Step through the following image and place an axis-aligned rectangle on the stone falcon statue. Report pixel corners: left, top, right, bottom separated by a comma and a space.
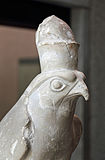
0, 15, 89, 160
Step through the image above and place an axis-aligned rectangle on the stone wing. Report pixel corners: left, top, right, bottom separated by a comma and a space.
0, 97, 30, 160
72, 114, 82, 153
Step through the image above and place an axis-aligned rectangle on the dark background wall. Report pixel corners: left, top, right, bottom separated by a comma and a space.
89, 0, 105, 159
0, 1, 70, 28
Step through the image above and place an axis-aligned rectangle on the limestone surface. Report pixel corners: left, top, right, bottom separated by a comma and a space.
0, 15, 89, 160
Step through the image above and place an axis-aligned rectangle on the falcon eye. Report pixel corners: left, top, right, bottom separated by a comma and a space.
50, 79, 66, 91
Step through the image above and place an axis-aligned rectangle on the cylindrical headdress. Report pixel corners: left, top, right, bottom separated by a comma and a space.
36, 15, 79, 72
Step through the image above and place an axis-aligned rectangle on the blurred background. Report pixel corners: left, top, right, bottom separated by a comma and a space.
0, 0, 105, 160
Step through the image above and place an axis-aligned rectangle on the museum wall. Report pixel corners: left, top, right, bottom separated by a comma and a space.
0, 26, 38, 120
89, 0, 105, 159
69, 0, 105, 159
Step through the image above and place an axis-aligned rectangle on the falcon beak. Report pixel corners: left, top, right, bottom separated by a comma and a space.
68, 80, 89, 101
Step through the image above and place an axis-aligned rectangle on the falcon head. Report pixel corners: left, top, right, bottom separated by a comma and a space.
27, 69, 89, 158
29, 70, 89, 113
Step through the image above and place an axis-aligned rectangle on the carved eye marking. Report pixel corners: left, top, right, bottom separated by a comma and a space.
50, 79, 66, 91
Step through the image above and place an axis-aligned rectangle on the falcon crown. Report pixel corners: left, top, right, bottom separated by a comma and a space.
36, 15, 79, 72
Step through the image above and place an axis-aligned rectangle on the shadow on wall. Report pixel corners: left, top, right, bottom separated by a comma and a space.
18, 58, 40, 97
